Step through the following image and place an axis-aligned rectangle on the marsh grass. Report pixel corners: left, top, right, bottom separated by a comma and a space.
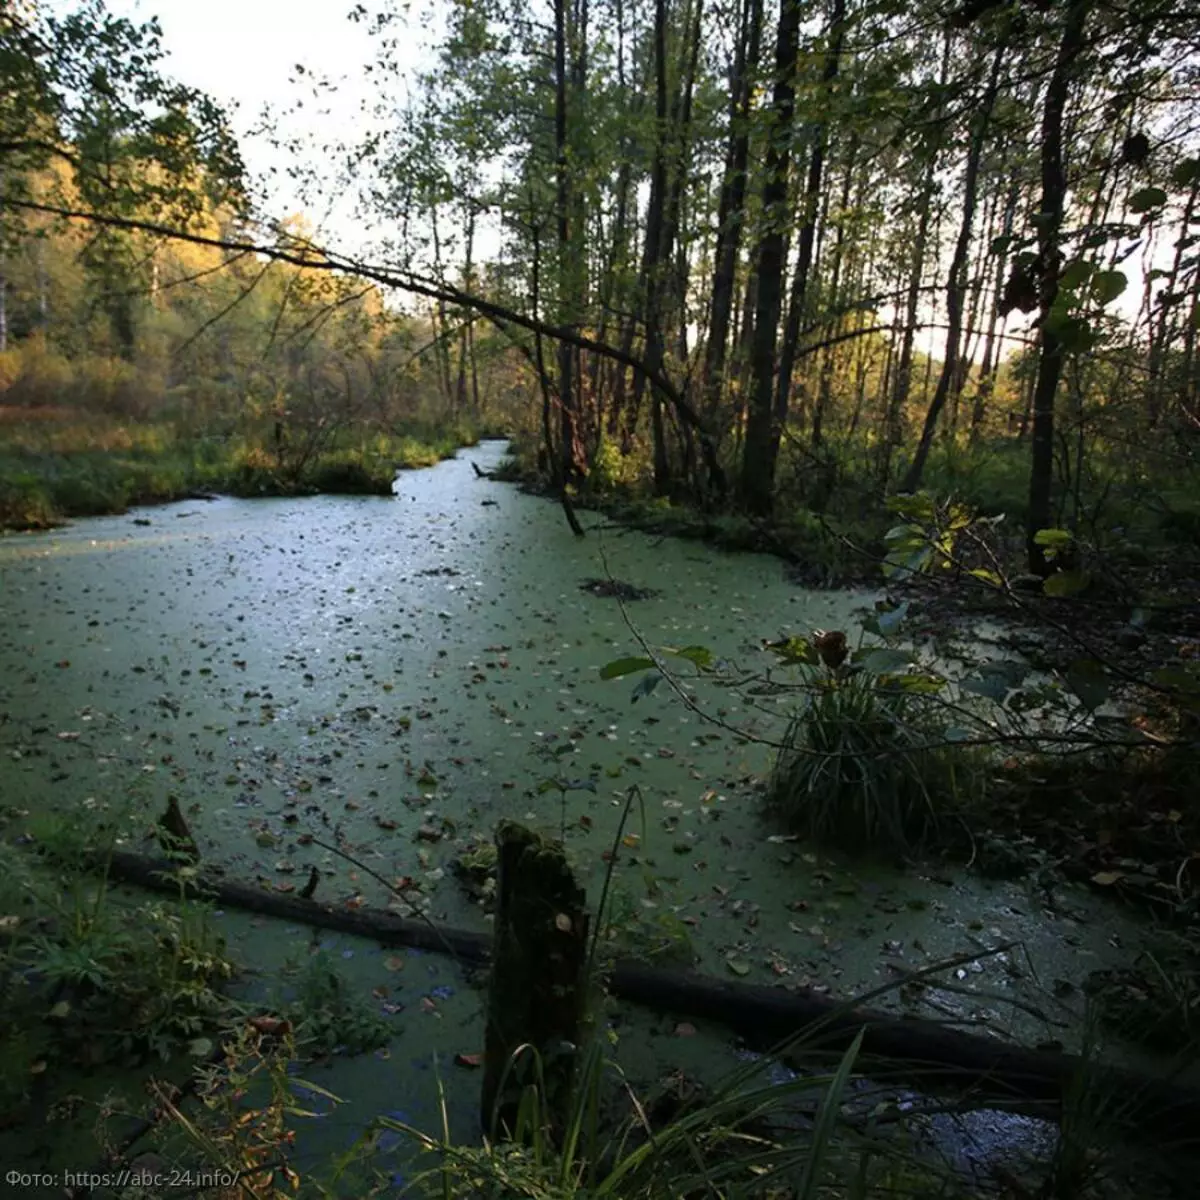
0, 412, 474, 528
765, 670, 973, 859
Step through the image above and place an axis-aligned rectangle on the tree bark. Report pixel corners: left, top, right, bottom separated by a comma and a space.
1027, 0, 1092, 575
481, 822, 589, 1139
738, 0, 802, 515
700, 0, 764, 423
902, 40, 1004, 492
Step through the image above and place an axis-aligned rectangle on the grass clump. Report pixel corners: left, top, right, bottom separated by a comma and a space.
764, 633, 971, 859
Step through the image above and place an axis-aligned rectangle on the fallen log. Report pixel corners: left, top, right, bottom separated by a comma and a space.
100, 850, 1200, 1145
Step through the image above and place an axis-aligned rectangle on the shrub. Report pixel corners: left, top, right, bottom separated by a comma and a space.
766, 666, 966, 859
308, 454, 394, 495
0, 472, 60, 529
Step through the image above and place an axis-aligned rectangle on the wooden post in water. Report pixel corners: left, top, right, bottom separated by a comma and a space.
481, 821, 589, 1139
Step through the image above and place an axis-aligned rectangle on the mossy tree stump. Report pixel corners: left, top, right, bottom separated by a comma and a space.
481, 821, 589, 1139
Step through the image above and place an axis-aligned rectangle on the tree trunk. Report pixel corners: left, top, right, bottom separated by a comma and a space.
902, 40, 1004, 493
771, 0, 846, 457
971, 180, 1019, 442
700, 0, 765, 422
554, 0, 587, 483
738, 0, 803, 515
481, 822, 589, 1139
1027, 0, 1091, 576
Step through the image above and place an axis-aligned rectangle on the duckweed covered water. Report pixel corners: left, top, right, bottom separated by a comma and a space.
0, 440, 1161, 1186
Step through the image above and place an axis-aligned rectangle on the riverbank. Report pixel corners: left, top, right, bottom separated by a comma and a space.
0, 407, 488, 531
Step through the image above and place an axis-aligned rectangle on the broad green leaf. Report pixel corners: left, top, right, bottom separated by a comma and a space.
1065, 659, 1109, 712
1059, 259, 1093, 290
1033, 528, 1074, 548
969, 568, 1003, 586
1128, 185, 1168, 213
959, 673, 1009, 702
876, 601, 909, 636
668, 645, 714, 669
600, 656, 656, 680
892, 673, 944, 695
857, 648, 914, 675
1170, 157, 1200, 189
1043, 570, 1091, 597
764, 636, 818, 666
1152, 666, 1200, 695
1089, 270, 1127, 305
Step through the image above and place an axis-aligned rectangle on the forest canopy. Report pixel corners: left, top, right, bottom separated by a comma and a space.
0, 0, 1198, 569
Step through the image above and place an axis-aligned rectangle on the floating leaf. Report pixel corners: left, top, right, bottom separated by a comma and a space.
725, 957, 751, 977
455, 1053, 483, 1069
384, 955, 405, 971
554, 913, 573, 933
1091, 871, 1124, 887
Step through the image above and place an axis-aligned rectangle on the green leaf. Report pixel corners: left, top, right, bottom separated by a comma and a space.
959, 673, 1009, 702
969, 568, 1003, 586
1065, 659, 1108, 712
600, 656, 656, 680
1089, 269, 1127, 305
857, 648, 914, 675
1152, 665, 1200, 696
667, 645, 714, 669
1170, 157, 1200, 189
1059, 259, 1093, 290
725, 956, 751, 977
892, 673, 944, 695
1128, 185, 1168, 213
631, 671, 662, 703
989, 234, 1014, 254
1043, 570, 1090, 597
764, 636, 818, 666
876, 601, 909, 636
1033, 528, 1074, 548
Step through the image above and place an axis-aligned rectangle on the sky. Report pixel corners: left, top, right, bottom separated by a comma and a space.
107, 0, 424, 252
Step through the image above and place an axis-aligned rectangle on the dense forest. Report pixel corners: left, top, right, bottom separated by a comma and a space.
2, 0, 1200, 1196
3, 0, 1197, 564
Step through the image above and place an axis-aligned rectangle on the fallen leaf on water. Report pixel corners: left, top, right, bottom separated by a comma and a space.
726, 957, 751, 977
622, 834, 640, 848
274, 882, 295, 893
384, 956, 405, 972
455, 1053, 483, 1068
555, 913, 573, 933
1091, 871, 1124, 886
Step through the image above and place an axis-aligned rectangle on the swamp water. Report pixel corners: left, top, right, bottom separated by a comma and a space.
0, 439, 1161, 1189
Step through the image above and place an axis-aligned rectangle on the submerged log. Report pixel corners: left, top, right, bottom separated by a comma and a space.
97, 849, 1200, 1144
481, 822, 589, 1138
